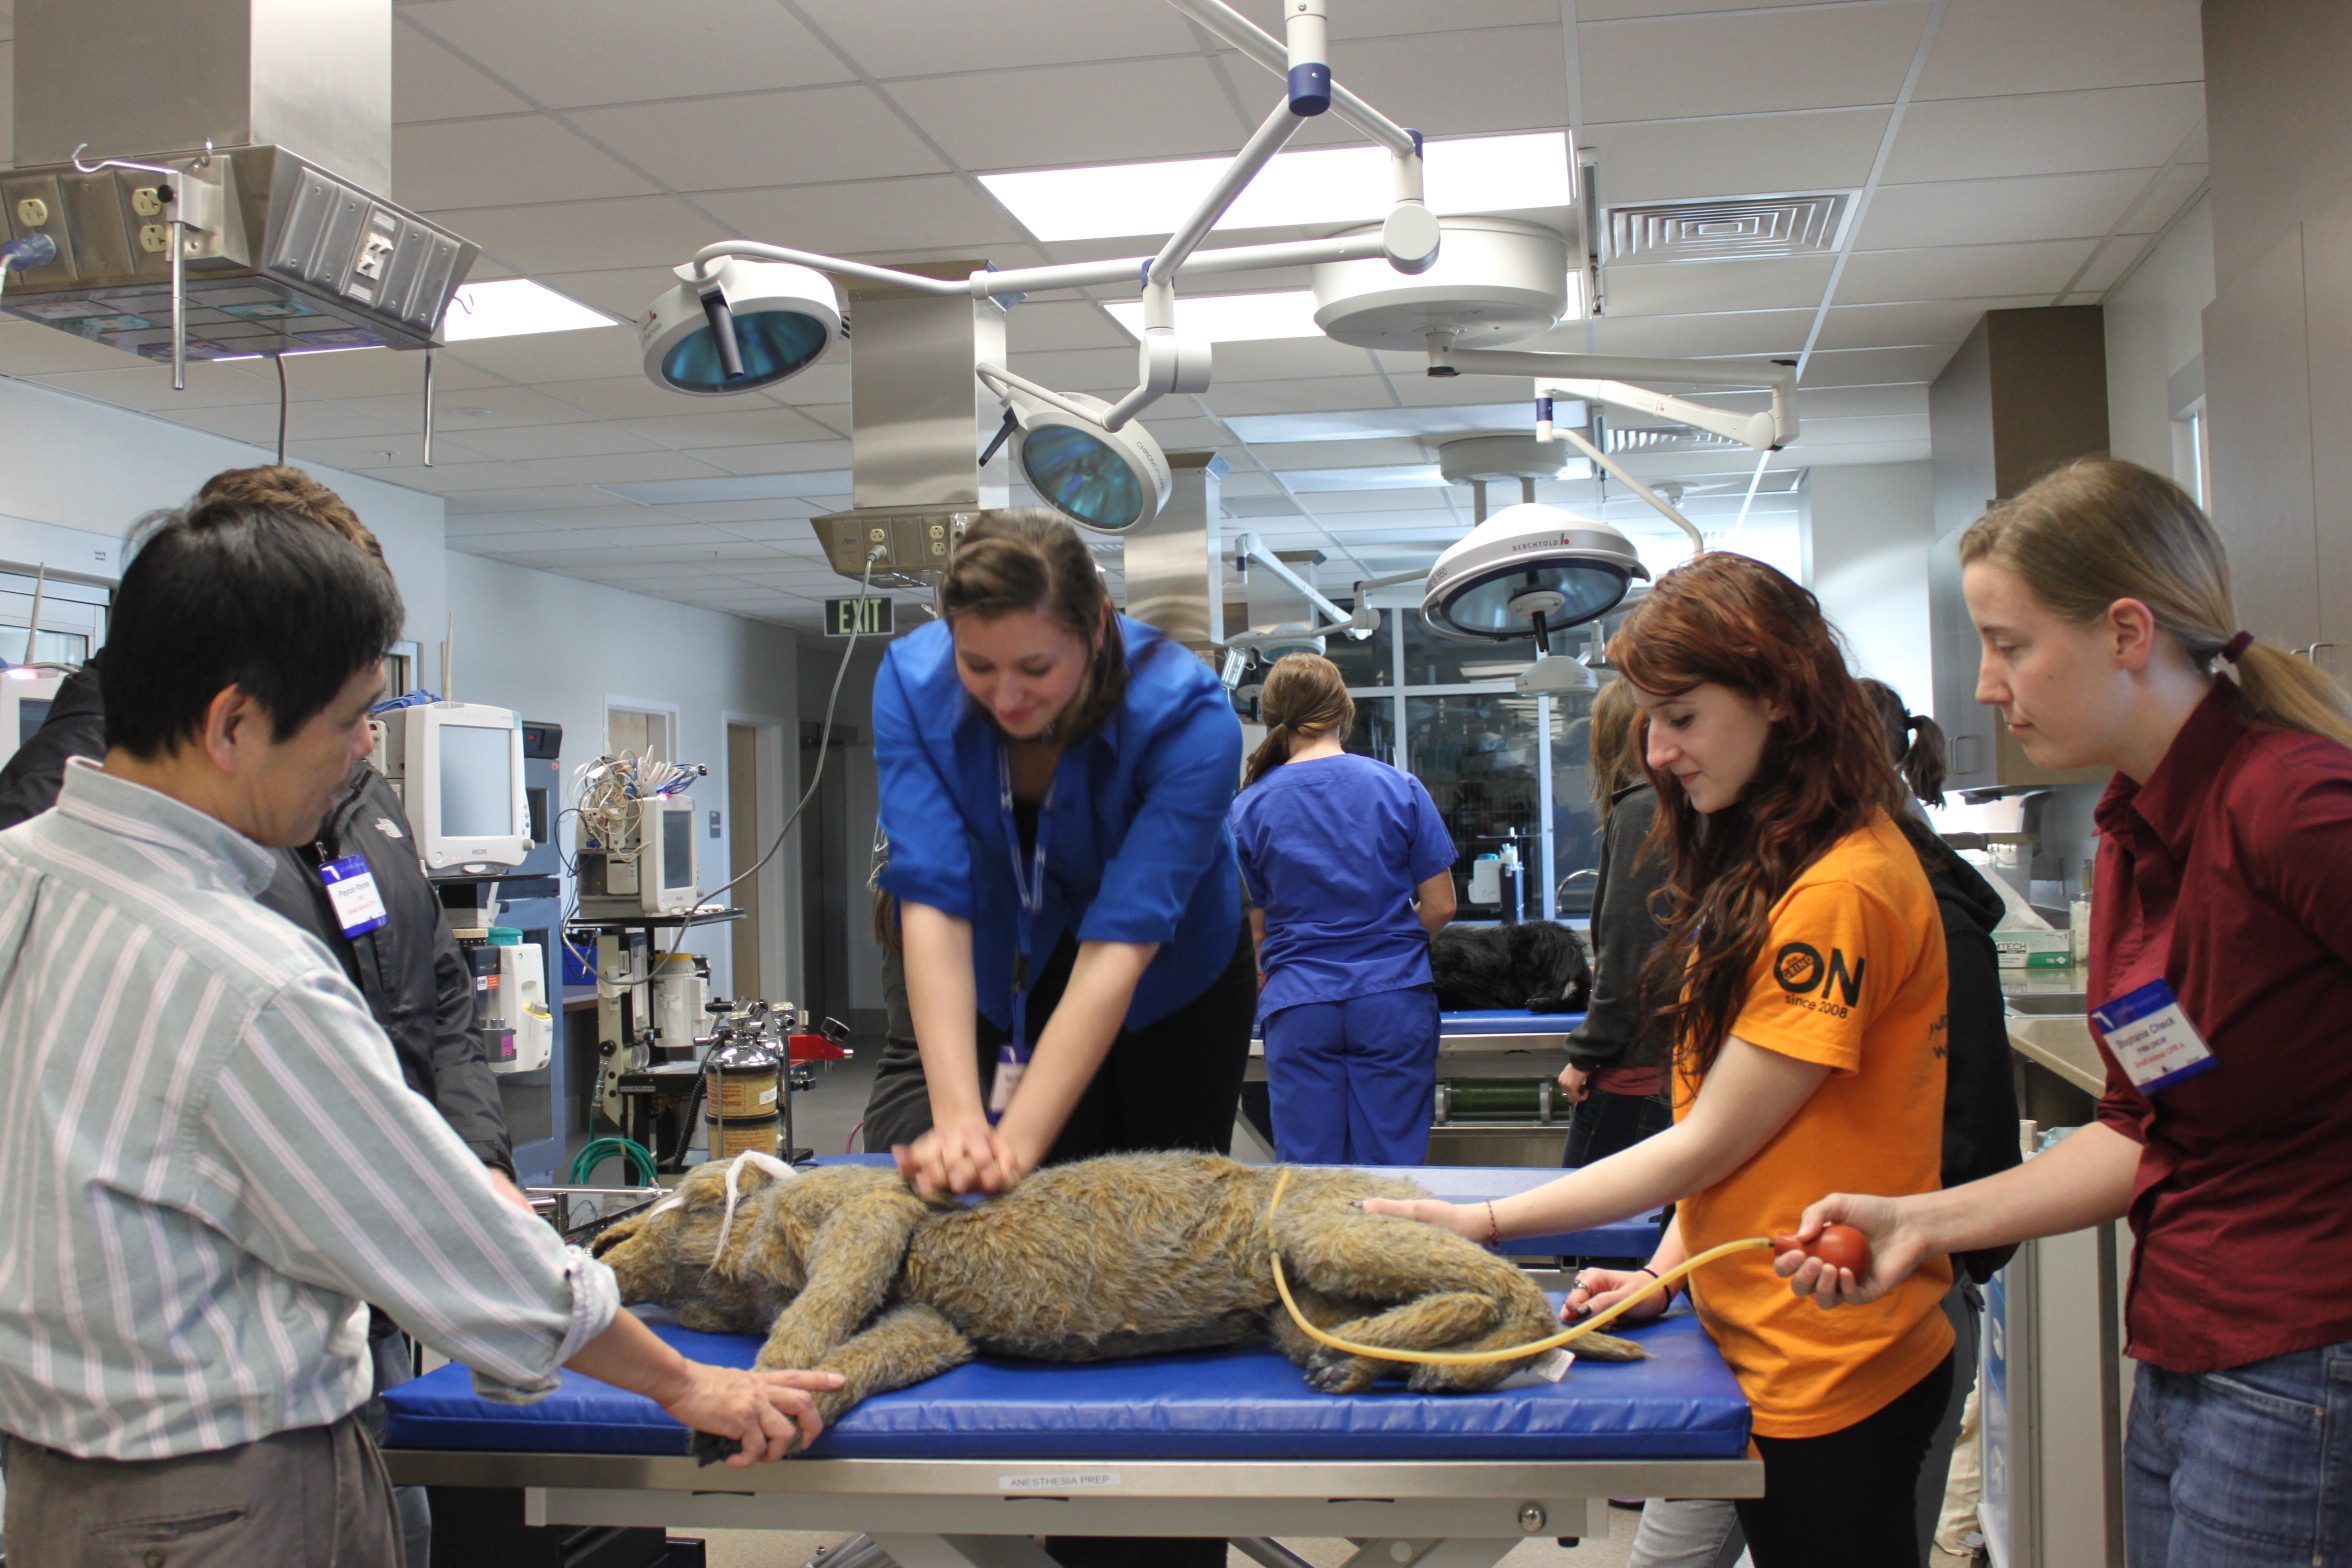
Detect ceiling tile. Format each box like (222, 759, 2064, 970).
(1881, 83, 2205, 183)
(527, 266, 684, 318)
(443, 484, 630, 512)
(286, 433, 495, 470)
(164, 402, 413, 443)
(690, 440, 856, 476)
(700, 177, 1026, 257)
(1913, 0, 2203, 101)
(3, 323, 177, 376)
(29, 360, 287, 412)
(2114, 161, 2209, 235)
(1796, 344, 1958, 387)
(1811, 296, 2047, 350)
(281, 346, 502, 399)
(1794, 384, 1930, 419)
(547, 375, 722, 421)
(1580, 4, 1931, 124)
(1586, 108, 1889, 204)
(458, 420, 663, 461)
(446, 325, 644, 385)
(760, 363, 853, 407)
(442, 196, 730, 277)
(393, 116, 658, 210)
(570, 86, 946, 193)
(1833, 239, 2096, 303)
(1201, 374, 1399, 418)
(2070, 236, 2148, 296)
(620, 407, 841, 449)
(1591, 309, 1813, 358)
(1391, 371, 1563, 408)
(1259, 438, 1433, 471)
(1005, 347, 1137, 390)
(795, 0, 1200, 78)
(1328, 0, 1557, 37)
(523, 450, 740, 484)
(1203, 337, 1381, 383)
(394, 20, 530, 122)
(1601, 255, 1837, 316)
(1000, 299, 1133, 352)
(393, 458, 580, 494)
(1292, 26, 1569, 138)
(400, 0, 854, 109)
(1580, 0, 1860, 17)
(1855, 169, 2157, 250)
(350, 383, 602, 431)
(888, 58, 1246, 171)
(447, 504, 646, 530)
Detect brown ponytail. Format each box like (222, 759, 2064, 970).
(941, 509, 1132, 743)
(1586, 678, 1645, 813)
(1962, 459, 2352, 749)
(1859, 678, 1947, 808)
(1243, 652, 1355, 788)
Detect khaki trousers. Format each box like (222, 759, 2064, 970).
(3, 1412, 399, 1568)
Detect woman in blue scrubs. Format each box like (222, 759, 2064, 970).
(1230, 652, 1456, 1164)
(870, 510, 1254, 1202)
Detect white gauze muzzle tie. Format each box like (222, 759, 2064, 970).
(709, 1149, 798, 1273)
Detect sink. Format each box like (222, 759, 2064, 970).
(2005, 992, 2088, 1017)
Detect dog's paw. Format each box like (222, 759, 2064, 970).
(1569, 1330, 1649, 1362)
(1302, 1349, 1378, 1394)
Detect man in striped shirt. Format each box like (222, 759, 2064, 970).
(0, 501, 836, 1567)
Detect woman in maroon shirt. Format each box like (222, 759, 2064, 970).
(1780, 458, 2352, 1568)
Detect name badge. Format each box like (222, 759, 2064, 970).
(319, 855, 388, 939)
(987, 1044, 1027, 1122)
(2090, 978, 2217, 1095)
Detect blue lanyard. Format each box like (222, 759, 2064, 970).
(997, 742, 1055, 1064)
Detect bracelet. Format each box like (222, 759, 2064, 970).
(1484, 1200, 1501, 1250)
(1637, 1264, 1673, 1299)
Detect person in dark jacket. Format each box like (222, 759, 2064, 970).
(1558, 679, 1673, 1174)
(0, 466, 514, 1568)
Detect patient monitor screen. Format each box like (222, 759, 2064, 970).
(439, 723, 516, 840)
(661, 804, 695, 891)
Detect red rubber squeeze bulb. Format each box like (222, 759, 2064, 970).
(1768, 1224, 1872, 1275)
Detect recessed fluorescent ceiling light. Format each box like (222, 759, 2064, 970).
(440, 279, 617, 342)
(982, 131, 1572, 244)
(599, 471, 853, 505)
(1103, 290, 1323, 343)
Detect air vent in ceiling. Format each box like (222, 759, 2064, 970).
(1608, 193, 1850, 263)
(1605, 424, 1743, 454)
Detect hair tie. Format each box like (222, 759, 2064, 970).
(2222, 631, 2254, 664)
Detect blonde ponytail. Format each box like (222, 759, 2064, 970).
(1961, 458, 2352, 749)
(1242, 653, 1355, 789)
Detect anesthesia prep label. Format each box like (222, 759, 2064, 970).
(319, 856, 388, 938)
(2091, 978, 2218, 1095)
(999, 1470, 1123, 1493)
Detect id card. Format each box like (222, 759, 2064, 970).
(319, 855, 388, 939)
(987, 1044, 1027, 1122)
(2090, 978, 2218, 1095)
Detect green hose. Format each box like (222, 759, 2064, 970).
(569, 1137, 659, 1186)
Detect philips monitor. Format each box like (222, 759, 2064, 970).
(395, 702, 531, 875)
(577, 792, 700, 918)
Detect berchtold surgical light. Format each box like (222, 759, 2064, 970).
(640, 258, 842, 396)
(1422, 502, 1649, 693)
(977, 366, 1174, 534)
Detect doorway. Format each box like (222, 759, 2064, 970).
(724, 717, 789, 1006)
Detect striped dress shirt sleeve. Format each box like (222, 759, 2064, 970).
(0, 761, 619, 1460)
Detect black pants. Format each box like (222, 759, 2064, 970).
(1735, 1350, 1956, 1568)
(863, 928, 1256, 1165)
(1560, 1086, 1674, 1269)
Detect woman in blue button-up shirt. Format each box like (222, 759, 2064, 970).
(870, 510, 1252, 1199)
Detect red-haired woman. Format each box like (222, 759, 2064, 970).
(1366, 553, 1954, 1568)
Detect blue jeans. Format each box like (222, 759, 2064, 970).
(1262, 984, 1440, 1165)
(2124, 1338, 2352, 1567)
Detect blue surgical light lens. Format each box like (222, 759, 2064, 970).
(1442, 565, 1630, 637)
(1019, 423, 1146, 532)
(662, 307, 829, 393)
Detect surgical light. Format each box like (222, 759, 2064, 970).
(1422, 502, 1648, 648)
(989, 378, 1173, 534)
(639, 258, 842, 397)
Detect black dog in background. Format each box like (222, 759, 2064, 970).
(1430, 922, 1592, 1014)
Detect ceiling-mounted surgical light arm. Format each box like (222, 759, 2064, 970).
(1539, 378, 1770, 452)
(1238, 534, 1376, 640)
(1541, 416, 1705, 558)
(1165, 0, 1417, 155)
(1427, 337, 1800, 450)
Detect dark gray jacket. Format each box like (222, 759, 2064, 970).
(1562, 782, 1666, 1074)
(0, 659, 513, 1174)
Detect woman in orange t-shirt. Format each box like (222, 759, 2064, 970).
(1366, 553, 1953, 1568)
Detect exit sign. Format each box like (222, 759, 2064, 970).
(825, 596, 895, 637)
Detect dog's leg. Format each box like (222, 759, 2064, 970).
(753, 1190, 929, 1371)
(1272, 1204, 1570, 1393)
(784, 1302, 974, 1426)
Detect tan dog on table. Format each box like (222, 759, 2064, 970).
(590, 1150, 1645, 1446)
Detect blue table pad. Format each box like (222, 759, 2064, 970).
(1439, 1009, 1584, 1035)
(384, 1307, 1746, 1462)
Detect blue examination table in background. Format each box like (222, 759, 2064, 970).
(383, 1161, 1753, 1568)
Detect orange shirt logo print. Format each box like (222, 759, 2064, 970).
(1774, 941, 1865, 1018)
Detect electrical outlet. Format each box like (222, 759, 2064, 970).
(130, 186, 165, 217)
(138, 224, 170, 253)
(14, 198, 48, 228)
